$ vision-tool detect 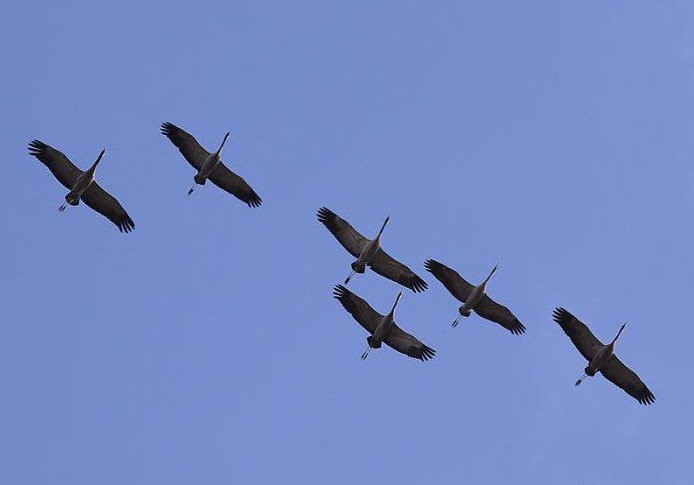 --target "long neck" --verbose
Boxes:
[88,149,105,174]
[387,292,402,318]
[215,132,230,156]
[483,265,498,285]
[610,323,626,346]
[375,215,390,240]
